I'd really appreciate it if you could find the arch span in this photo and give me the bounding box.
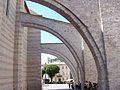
[19,12,83,87]
[27,0,108,89]
[41,43,80,82]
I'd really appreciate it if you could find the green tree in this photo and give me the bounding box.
[42,69,46,77]
[44,64,60,82]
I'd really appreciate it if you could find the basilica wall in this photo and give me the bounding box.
[0,0,16,90]
[0,0,119,90]
[100,1,120,90]
[84,41,98,83]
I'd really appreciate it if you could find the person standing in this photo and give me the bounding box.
[69,83,71,88]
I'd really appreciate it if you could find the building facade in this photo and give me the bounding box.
[49,61,71,83]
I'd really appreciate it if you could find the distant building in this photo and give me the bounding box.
[42,60,72,83]
[46,60,72,83]
[47,58,60,64]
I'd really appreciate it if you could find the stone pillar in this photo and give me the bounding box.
[27,28,41,90]
[13,0,27,90]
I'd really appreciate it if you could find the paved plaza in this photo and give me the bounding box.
[42,84,72,90]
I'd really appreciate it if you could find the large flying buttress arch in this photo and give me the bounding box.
[19,12,83,85]
[28,0,109,90]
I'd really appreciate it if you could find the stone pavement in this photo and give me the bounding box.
[42,84,72,90]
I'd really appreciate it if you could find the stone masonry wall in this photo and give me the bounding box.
[13,1,29,90]
[27,28,41,90]
[14,25,28,90]
[100,0,120,90]
[21,27,28,90]
[84,41,98,83]
[0,0,16,90]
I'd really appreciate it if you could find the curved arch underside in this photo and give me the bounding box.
[28,0,109,90]
[18,1,108,88]
[19,12,83,83]
[41,48,78,82]
[41,43,79,81]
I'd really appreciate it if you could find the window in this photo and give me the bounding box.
[5,0,10,15]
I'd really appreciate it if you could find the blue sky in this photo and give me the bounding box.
[26,1,67,44]
[26,1,68,64]
[41,30,62,43]
[26,1,68,22]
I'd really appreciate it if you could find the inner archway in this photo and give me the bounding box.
[26,27,82,89]
[41,52,78,83]
[41,43,80,83]
[19,15,83,88]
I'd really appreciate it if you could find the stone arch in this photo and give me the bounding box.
[41,43,80,83]
[41,48,78,83]
[27,0,108,89]
[19,13,83,87]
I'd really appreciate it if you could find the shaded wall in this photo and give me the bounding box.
[84,41,98,83]
[100,1,120,90]
[0,0,16,90]
[27,28,41,90]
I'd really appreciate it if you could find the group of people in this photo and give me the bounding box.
[84,81,98,90]
[70,81,98,90]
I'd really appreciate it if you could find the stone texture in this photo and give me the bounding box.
[0,0,16,90]
[84,41,98,83]
[100,0,120,90]
[27,28,41,90]
[0,0,120,90]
